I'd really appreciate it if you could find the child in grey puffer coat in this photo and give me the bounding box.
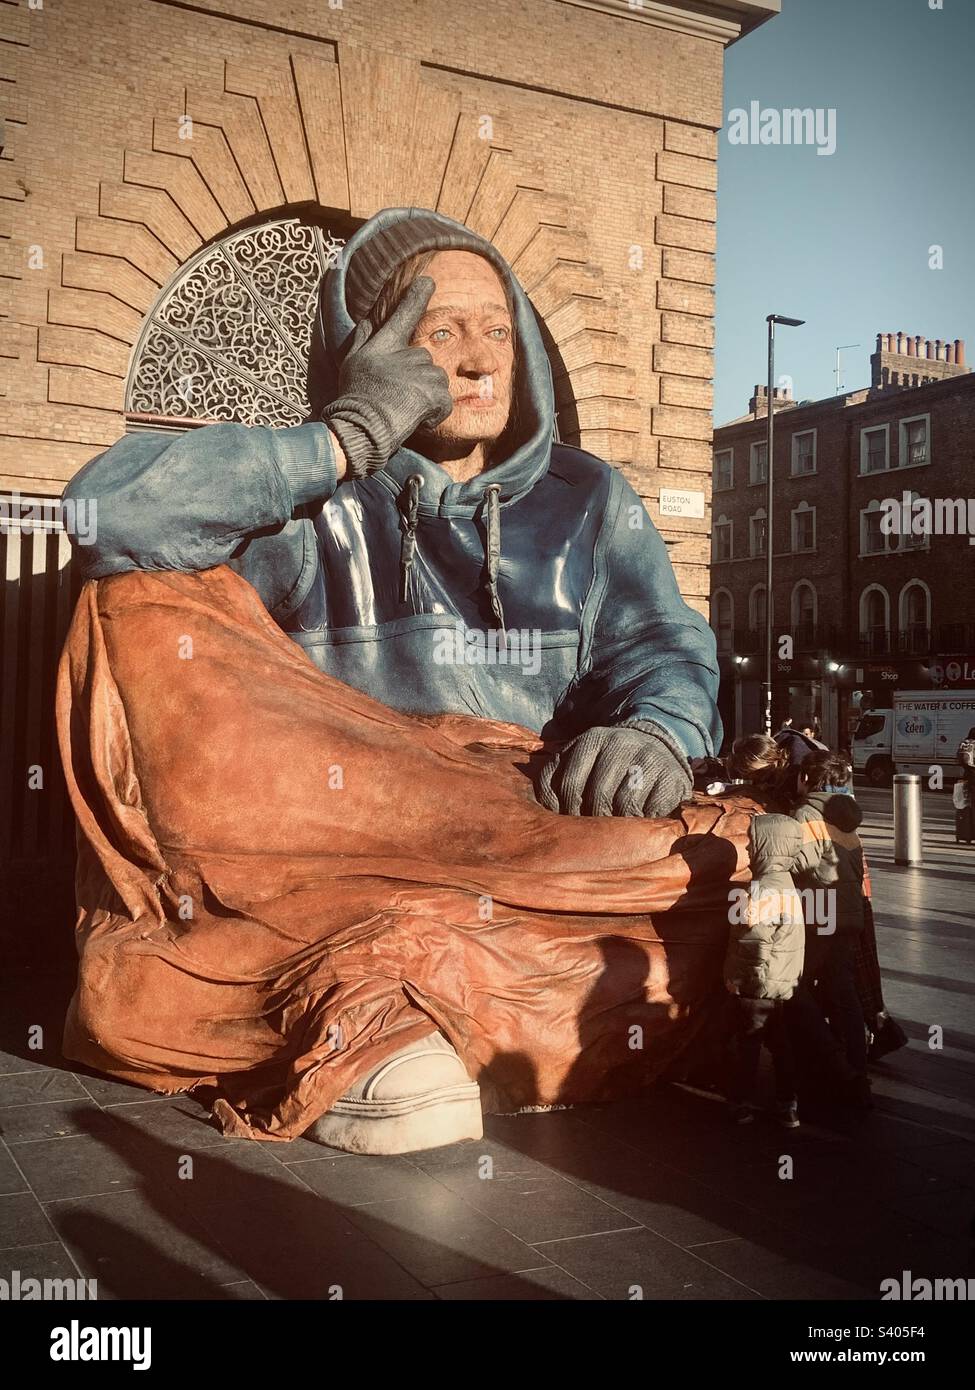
[724,812,837,1128]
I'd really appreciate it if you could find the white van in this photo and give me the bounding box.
[852,690,975,786]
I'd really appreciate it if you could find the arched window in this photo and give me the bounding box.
[791,500,816,552]
[749,583,769,635]
[122,208,568,442]
[859,585,890,655]
[125,213,356,428]
[711,589,734,652]
[899,581,931,654]
[713,514,733,563]
[791,581,817,646]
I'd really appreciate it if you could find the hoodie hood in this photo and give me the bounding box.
[306,207,556,512]
[805,789,863,834]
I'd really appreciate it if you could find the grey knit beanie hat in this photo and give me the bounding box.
[344,212,491,324]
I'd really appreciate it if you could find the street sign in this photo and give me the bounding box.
[659,487,705,519]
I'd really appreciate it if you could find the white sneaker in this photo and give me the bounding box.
[305,1032,483,1154]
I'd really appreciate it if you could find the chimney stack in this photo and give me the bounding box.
[870,331,970,391]
[749,382,794,417]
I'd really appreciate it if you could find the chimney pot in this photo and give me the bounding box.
[935,339,944,360]
[896,332,905,353]
[926,340,934,359]
[945,341,955,364]
[956,339,966,366]
[876,333,883,352]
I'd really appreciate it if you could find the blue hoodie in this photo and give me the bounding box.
[62,207,721,755]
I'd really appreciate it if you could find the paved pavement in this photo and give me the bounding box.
[1,787,972,1301]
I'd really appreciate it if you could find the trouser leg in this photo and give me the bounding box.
[784,975,858,1084]
[726,997,770,1104]
[765,1004,797,1104]
[820,934,869,1076]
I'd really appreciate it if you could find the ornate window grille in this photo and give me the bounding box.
[125,215,351,430]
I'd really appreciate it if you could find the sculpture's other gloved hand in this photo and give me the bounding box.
[536,721,693,818]
[320,276,453,478]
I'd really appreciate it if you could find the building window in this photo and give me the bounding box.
[899,581,930,654]
[749,441,768,485]
[125,214,353,428]
[714,515,733,562]
[712,589,734,653]
[749,584,768,635]
[860,502,887,555]
[791,581,817,645]
[749,510,767,557]
[713,449,733,491]
[791,502,816,552]
[860,425,889,474]
[791,429,816,476]
[898,414,930,469]
[897,491,930,551]
[859,586,890,654]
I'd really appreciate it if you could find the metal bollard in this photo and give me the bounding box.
[893,773,923,867]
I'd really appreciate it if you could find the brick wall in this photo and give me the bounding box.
[0,0,772,611]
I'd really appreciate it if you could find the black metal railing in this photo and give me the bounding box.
[718,624,969,662]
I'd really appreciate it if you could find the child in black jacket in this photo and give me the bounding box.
[789,752,872,1105]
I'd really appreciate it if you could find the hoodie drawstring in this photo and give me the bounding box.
[397,475,506,630]
[398,474,423,603]
[483,484,506,631]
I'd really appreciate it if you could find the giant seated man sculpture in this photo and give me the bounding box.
[59,207,735,1153]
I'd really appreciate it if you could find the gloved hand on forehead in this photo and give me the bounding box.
[320,276,453,478]
[536,721,693,818]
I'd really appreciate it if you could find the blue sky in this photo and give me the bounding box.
[715,0,974,425]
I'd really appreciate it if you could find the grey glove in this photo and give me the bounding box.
[536,721,693,818]
[321,276,453,478]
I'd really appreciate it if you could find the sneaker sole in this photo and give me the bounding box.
[305,1083,483,1155]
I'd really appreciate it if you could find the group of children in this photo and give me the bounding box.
[721,735,873,1129]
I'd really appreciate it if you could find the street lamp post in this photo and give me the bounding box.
[763,313,805,736]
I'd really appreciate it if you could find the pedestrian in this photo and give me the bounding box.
[773,721,828,769]
[723,810,837,1129]
[726,732,798,808]
[954,729,975,845]
[789,751,873,1107]
[727,736,874,1106]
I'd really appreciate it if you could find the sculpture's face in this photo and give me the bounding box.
[408,251,515,447]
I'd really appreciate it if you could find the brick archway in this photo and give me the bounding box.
[49,44,639,457]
